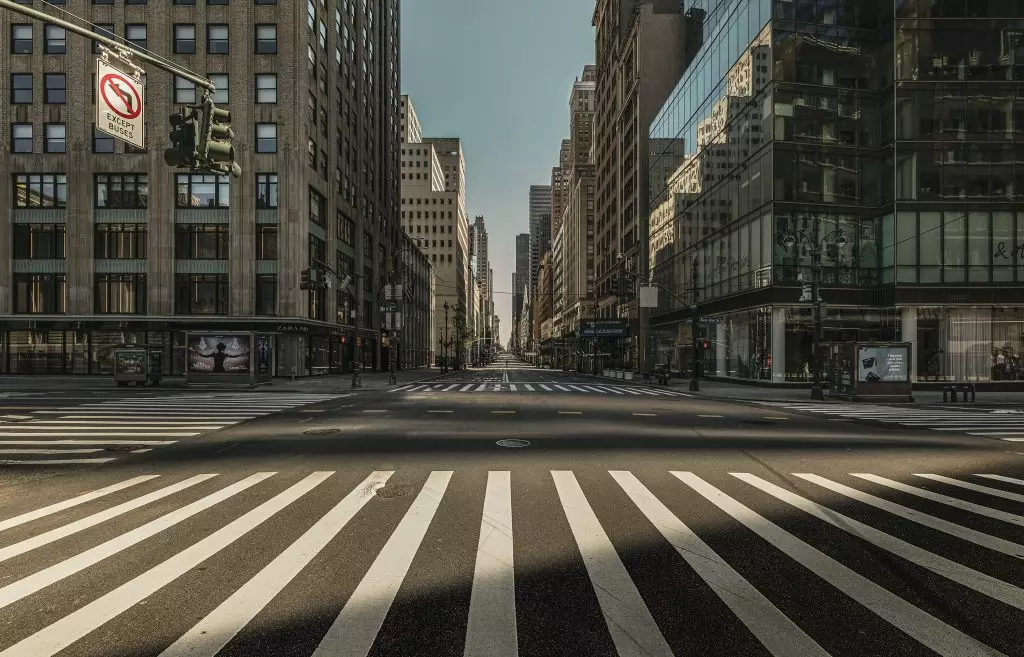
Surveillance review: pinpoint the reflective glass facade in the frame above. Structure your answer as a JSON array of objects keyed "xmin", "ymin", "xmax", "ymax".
[{"xmin": 648, "ymin": 0, "xmax": 1024, "ymax": 383}]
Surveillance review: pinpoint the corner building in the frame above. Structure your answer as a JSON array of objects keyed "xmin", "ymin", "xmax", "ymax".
[
  {"xmin": 649, "ymin": 0, "xmax": 1024, "ymax": 385},
  {"xmin": 0, "ymin": 0, "xmax": 402, "ymax": 376}
]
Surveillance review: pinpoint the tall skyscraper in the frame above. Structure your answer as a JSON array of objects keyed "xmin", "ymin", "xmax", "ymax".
[
  {"xmin": 0, "ymin": 0, "xmax": 402, "ymax": 377},
  {"xmin": 528, "ymin": 185, "xmax": 552, "ymax": 296}
]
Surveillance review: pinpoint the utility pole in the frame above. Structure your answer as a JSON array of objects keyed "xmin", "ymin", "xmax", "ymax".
[
  {"xmin": 690, "ymin": 258, "xmax": 700, "ymax": 392},
  {"xmin": 591, "ymin": 299, "xmax": 599, "ymax": 375}
]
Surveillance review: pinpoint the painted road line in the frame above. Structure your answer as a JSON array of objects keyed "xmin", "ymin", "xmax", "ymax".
[
  {"xmin": 0, "ymin": 475, "xmax": 159, "ymax": 532},
  {"xmin": 428, "ymin": 410, "xmax": 453, "ymax": 414},
  {"xmin": 793, "ymin": 473, "xmax": 1024, "ymax": 558},
  {"xmin": 698, "ymin": 414, "xmax": 723, "ymax": 418},
  {"xmin": 558, "ymin": 411, "xmax": 583, "ymax": 415},
  {"xmin": 0, "ymin": 458, "xmax": 118, "ymax": 465},
  {"xmin": 0, "ymin": 440, "xmax": 177, "ymax": 446},
  {"xmin": 554, "ymin": 385, "xmax": 570, "ymax": 392},
  {"xmin": 461, "ymin": 384, "xmax": 475, "ymax": 392},
  {"xmin": 0, "ymin": 474, "xmax": 218, "ymax": 564},
  {"xmin": 762, "ymin": 416, "xmax": 789, "ymax": 420},
  {"xmin": 524, "ymin": 384, "xmax": 535, "ymax": 392},
  {"xmin": 132, "ymin": 449, "xmax": 152, "ymax": 453},
  {"xmin": 392, "ymin": 385, "xmax": 413, "ymax": 392},
  {"xmin": 443, "ymin": 384, "xmax": 459, "ymax": 391},
  {"xmin": 540, "ymin": 384, "xmax": 553, "ymax": 391},
  {"xmin": 734, "ymin": 472, "xmax": 1024, "ymax": 610},
  {"xmin": 31, "ymin": 418, "xmax": 240, "ymax": 424},
  {"xmin": 976, "ymin": 474, "xmax": 1024, "ymax": 487},
  {"xmin": 852, "ymin": 473, "xmax": 1024, "ymax": 527},
  {"xmin": 0, "ymin": 448, "xmax": 105, "ymax": 455},
  {"xmin": 674, "ymin": 472, "xmax": 1005, "ymax": 657},
  {"xmin": 509, "ymin": 384, "xmax": 518, "ymax": 392},
  {"xmin": 476, "ymin": 384, "xmax": 488, "ymax": 392},
  {"xmin": 464, "ymin": 471, "xmax": 516, "ymax": 657},
  {"xmin": 1, "ymin": 425, "xmax": 224, "ymax": 431},
  {"xmin": 613, "ymin": 471, "xmax": 828, "ymax": 657},
  {"xmin": 300, "ymin": 409, "xmax": 325, "ymax": 413},
  {"xmin": 157, "ymin": 471, "xmax": 393, "ymax": 657},
  {"xmin": 312, "ymin": 472, "xmax": 452, "ymax": 657},
  {"xmin": 914, "ymin": 474, "xmax": 1024, "ymax": 503},
  {"xmin": 361, "ymin": 410, "xmax": 388, "ymax": 414},
  {"xmin": 0, "ymin": 472, "xmax": 326, "ymax": 656},
  {"xmin": 0, "ymin": 432, "xmax": 198, "ymax": 438},
  {"xmin": 632, "ymin": 413, "xmax": 656, "ymax": 417},
  {"xmin": 404, "ymin": 385, "xmax": 426, "ymax": 392},
  {"xmin": 491, "ymin": 410, "xmax": 516, "ymax": 415},
  {"xmin": 619, "ymin": 387, "xmax": 642, "ymax": 395},
  {"xmin": 552, "ymin": 471, "xmax": 673, "ymax": 657}
]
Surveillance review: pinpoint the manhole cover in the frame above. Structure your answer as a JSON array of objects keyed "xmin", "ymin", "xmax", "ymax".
[
  {"xmin": 303, "ymin": 428, "xmax": 340, "ymax": 435},
  {"xmin": 743, "ymin": 420, "xmax": 776, "ymax": 426},
  {"xmin": 376, "ymin": 483, "xmax": 413, "ymax": 499},
  {"xmin": 496, "ymin": 439, "xmax": 530, "ymax": 448},
  {"xmin": 104, "ymin": 445, "xmax": 145, "ymax": 453}
]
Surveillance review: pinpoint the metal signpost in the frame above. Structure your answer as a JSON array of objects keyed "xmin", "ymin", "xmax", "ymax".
[{"xmin": 96, "ymin": 53, "xmax": 145, "ymax": 149}]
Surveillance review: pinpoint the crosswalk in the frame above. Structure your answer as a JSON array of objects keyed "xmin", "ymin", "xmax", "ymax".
[
  {"xmin": 393, "ymin": 382, "xmax": 692, "ymax": 397},
  {"xmin": 756, "ymin": 402, "xmax": 1024, "ymax": 442},
  {"xmin": 0, "ymin": 393, "xmax": 339, "ymax": 466},
  {"xmin": 1, "ymin": 467, "xmax": 1022, "ymax": 655}
]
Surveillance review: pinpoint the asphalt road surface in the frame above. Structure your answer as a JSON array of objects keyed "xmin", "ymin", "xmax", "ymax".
[{"xmin": 1, "ymin": 356, "xmax": 1022, "ymax": 657}]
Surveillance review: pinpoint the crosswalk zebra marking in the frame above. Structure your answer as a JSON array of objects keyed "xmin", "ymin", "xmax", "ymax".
[
  {"xmin": 157, "ymin": 471, "xmax": 393, "ymax": 657},
  {"xmin": 0, "ymin": 448, "xmax": 104, "ymax": 455},
  {"xmin": 914, "ymin": 474, "xmax": 1024, "ymax": 503},
  {"xmin": 464, "ymin": 471, "xmax": 516, "ymax": 657},
  {"xmin": 793, "ymin": 473, "xmax": 1024, "ymax": 557},
  {"xmin": 0, "ymin": 472, "xmax": 328, "ymax": 657},
  {"xmin": 675, "ymin": 472, "xmax": 1007, "ymax": 657},
  {"xmin": 976, "ymin": 474, "xmax": 1024, "ymax": 487},
  {"xmin": 851, "ymin": 474, "xmax": 1024, "ymax": 527},
  {"xmin": 612, "ymin": 471, "xmax": 829, "ymax": 657},
  {"xmin": 733, "ymin": 473, "xmax": 1024, "ymax": 610},
  {"xmin": 0, "ymin": 472, "xmax": 276, "ymax": 610},
  {"xmin": 311, "ymin": 471, "xmax": 453, "ymax": 657},
  {"xmin": 0, "ymin": 457, "xmax": 118, "ymax": 465},
  {"xmin": 540, "ymin": 384, "xmax": 552, "ymax": 391},
  {"xmin": 0, "ymin": 474, "xmax": 217, "ymax": 565},
  {"xmin": 0, "ymin": 475, "xmax": 160, "ymax": 532},
  {"xmin": 524, "ymin": 384, "xmax": 535, "ymax": 392},
  {"xmin": 552, "ymin": 470, "xmax": 673, "ymax": 657}
]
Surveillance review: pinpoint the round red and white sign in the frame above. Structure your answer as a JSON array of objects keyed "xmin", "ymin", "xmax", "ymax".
[{"xmin": 99, "ymin": 73, "xmax": 142, "ymax": 120}]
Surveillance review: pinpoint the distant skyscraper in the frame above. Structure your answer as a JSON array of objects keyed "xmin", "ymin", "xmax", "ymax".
[
  {"xmin": 514, "ymin": 233, "xmax": 531, "ymax": 330},
  {"xmin": 529, "ymin": 185, "xmax": 552, "ymax": 295}
]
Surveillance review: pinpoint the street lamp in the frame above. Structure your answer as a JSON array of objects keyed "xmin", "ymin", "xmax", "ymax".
[{"xmin": 782, "ymin": 228, "xmax": 849, "ymax": 400}]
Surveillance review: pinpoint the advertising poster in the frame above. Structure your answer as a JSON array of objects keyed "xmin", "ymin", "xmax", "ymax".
[
  {"xmin": 114, "ymin": 349, "xmax": 147, "ymax": 376},
  {"xmin": 187, "ymin": 334, "xmax": 250, "ymax": 373},
  {"xmin": 255, "ymin": 334, "xmax": 271, "ymax": 375},
  {"xmin": 858, "ymin": 345, "xmax": 908, "ymax": 383}
]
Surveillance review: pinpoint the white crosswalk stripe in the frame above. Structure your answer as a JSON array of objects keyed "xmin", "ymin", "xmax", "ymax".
[
  {"xmin": 392, "ymin": 382, "xmax": 691, "ymax": 397},
  {"xmin": 0, "ymin": 393, "xmax": 339, "ymax": 467},
  {"xmin": 755, "ymin": 401, "xmax": 1024, "ymax": 441},
  {"xmin": 1, "ymin": 469, "xmax": 1021, "ymax": 656}
]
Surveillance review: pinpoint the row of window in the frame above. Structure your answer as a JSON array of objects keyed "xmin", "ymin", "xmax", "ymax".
[
  {"xmin": 9, "ymin": 123, "xmax": 279, "ymax": 155},
  {"xmin": 12, "ymin": 273, "xmax": 279, "ymax": 316},
  {"xmin": 10, "ymin": 174, "xmax": 281, "ymax": 210},
  {"xmin": 9, "ymin": 23, "xmax": 281, "ymax": 56},
  {"xmin": 29, "ymin": 1, "xmax": 278, "ymax": 5}
]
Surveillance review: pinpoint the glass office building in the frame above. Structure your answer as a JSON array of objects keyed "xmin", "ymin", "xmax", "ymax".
[{"xmin": 648, "ymin": 0, "xmax": 1024, "ymax": 384}]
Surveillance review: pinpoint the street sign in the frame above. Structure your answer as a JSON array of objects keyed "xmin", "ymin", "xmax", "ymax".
[{"xmin": 96, "ymin": 58, "xmax": 145, "ymax": 149}]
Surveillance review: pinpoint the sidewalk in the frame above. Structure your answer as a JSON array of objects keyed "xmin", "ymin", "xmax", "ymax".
[{"xmin": 577, "ymin": 372, "xmax": 1024, "ymax": 406}]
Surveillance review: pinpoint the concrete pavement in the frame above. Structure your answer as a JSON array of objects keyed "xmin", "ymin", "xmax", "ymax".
[{"xmin": 0, "ymin": 354, "xmax": 1022, "ymax": 656}]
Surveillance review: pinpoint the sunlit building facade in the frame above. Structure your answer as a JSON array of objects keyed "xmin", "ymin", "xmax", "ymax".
[{"xmin": 648, "ymin": 0, "xmax": 1024, "ymax": 384}]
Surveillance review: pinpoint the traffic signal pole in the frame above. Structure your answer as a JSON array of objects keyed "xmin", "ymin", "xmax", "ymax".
[{"xmin": 0, "ymin": 0, "xmax": 213, "ymax": 91}]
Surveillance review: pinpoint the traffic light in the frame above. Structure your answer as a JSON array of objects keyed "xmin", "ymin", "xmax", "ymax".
[
  {"xmin": 701, "ymin": 340, "xmax": 711, "ymax": 351},
  {"xmin": 164, "ymin": 108, "xmax": 198, "ymax": 169},
  {"xmin": 300, "ymin": 268, "xmax": 311, "ymax": 290},
  {"xmin": 196, "ymin": 96, "xmax": 241, "ymax": 178}
]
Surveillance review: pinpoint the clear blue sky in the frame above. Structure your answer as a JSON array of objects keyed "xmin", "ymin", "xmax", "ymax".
[{"xmin": 400, "ymin": 0, "xmax": 595, "ymax": 347}]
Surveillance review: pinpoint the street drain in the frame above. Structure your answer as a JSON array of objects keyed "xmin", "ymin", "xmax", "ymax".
[
  {"xmin": 376, "ymin": 483, "xmax": 413, "ymax": 499},
  {"xmin": 496, "ymin": 439, "xmax": 530, "ymax": 448},
  {"xmin": 303, "ymin": 428, "xmax": 340, "ymax": 435}
]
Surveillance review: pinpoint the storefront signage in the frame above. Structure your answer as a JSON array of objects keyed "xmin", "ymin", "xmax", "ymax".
[
  {"xmin": 579, "ymin": 319, "xmax": 630, "ymax": 338},
  {"xmin": 276, "ymin": 324, "xmax": 309, "ymax": 333},
  {"xmin": 992, "ymin": 242, "xmax": 1024, "ymax": 260},
  {"xmin": 857, "ymin": 345, "xmax": 908, "ymax": 383}
]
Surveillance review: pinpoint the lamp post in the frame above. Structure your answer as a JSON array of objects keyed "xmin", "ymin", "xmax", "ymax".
[
  {"xmin": 690, "ymin": 257, "xmax": 700, "ymax": 392},
  {"xmin": 782, "ymin": 228, "xmax": 849, "ymax": 400},
  {"xmin": 442, "ymin": 301, "xmax": 450, "ymax": 373}
]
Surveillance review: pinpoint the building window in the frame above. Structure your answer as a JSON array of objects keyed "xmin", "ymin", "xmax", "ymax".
[
  {"xmin": 309, "ymin": 233, "xmax": 326, "ymax": 268},
  {"xmin": 255, "ymin": 24, "xmax": 277, "ymax": 54},
  {"xmin": 95, "ymin": 223, "xmax": 147, "ymax": 258},
  {"xmin": 125, "ymin": 0, "xmax": 148, "ymax": 4},
  {"xmin": 255, "ymin": 123, "xmax": 277, "ymax": 152},
  {"xmin": 14, "ymin": 274, "xmax": 66, "ymax": 314},
  {"xmin": 125, "ymin": 24, "xmax": 147, "ymax": 49},
  {"xmin": 95, "ymin": 174, "xmax": 148, "ymax": 208},
  {"xmin": 255, "ymin": 74, "xmax": 276, "ymax": 103},
  {"xmin": 13, "ymin": 174, "xmax": 67, "ymax": 208},
  {"xmin": 173, "ymin": 0, "xmax": 195, "ymax": 4},
  {"xmin": 93, "ymin": 126, "xmax": 115, "ymax": 154},
  {"xmin": 95, "ymin": 274, "xmax": 147, "ymax": 314},
  {"xmin": 309, "ymin": 187, "xmax": 326, "ymax": 226},
  {"xmin": 256, "ymin": 173, "xmax": 278, "ymax": 207},
  {"xmin": 256, "ymin": 225, "xmax": 278, "ymax": 259},
  {"xmin": 44, "ymin": 25, "xmax": 66, "ymax": 54},
  {"xmin": 255, "ymin": 0, "xmax": 276, "ymax": 4},
  {"xmin": 11, "ymin": 24, "xmax": 32, "ymax": 53},
  {"xmin": 207, "ymin": 24, "xmax": 229, "ymax": 54},
  {"xmin": 13, "ymin": 224, "xmax": 66, "ymax": 259},
  {"xmin": 174, "ymin": 24, "xmax": 196, "ymax": 54},
  {"xmin": 208, "ymin": 0, "xmax": 229, "ymax": 4},
  {"xmin": 93, "ymin": 0, "xmax": 114, "ymax": 4},
  {"xmin": 44, "ymin": 124, "xmax": 66, "ymax": 153},
  {"xmin": 93, "ymin": 24, "xmax": 113, "ymax": 54},
  {"xmin": 174, "ymin": 76, "xmax": 196, "ymax": 104},
  {"xmin": 209, "ymin": 73, "xmax": 228, "ymax": 104},
  {"xmin": 175, "ymin": 224, "xmax": 230, "ymax": 259},
  {"xmin": 175, "ymin": 173, "xmax": 230, "ymax": 208},
  {"xmin": 11, "ymin": 124, "xmax": 32, "ymax": 153},
  {"xmin": 338, "ymin": 211, "xmax": 355, "ymax": 245},
  {"xmin": 174, "ymin": 274, "xmax": 229, "ymax": 314},
  {"xmin": 44, "ymin": 73, "xmax": 65, "ymax": 104},
  {"xmin": 255, "ymin": 275, "xmax": 277, "ymax": 315},
  {"xmin": 10, "ymin": 74, "xmax": 32, "ymax": 104}
]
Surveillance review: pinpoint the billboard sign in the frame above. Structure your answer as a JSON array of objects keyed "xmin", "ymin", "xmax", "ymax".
[
  {"xmin": 579, "ymin": 318, "xmax": 630, "ymax": 338},
  {"xmin": 187, "ymin": 334, "xmax": 251, "ymax": 374},
  {"xmin": 857, "ymin": 345, "xmax": 909, "ymax": 383}
]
